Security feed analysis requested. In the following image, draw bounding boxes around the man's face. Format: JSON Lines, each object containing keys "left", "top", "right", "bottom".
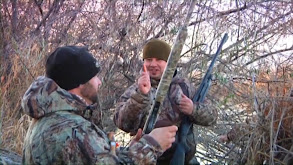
{"left": 80, "top": 75, "right": 101, "bottom": 104}
{"left": 144, "top": 57, "right": 167, "bottom": 80}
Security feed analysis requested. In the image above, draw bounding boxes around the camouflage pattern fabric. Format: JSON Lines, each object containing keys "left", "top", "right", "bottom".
{"left": 21, "top": 76, "right": 163, "bottom": 165}
{"left": 0, "top": 149, "right": 22, "bottom": 165}
{"left": 114, "top": 75, "right": 218, "bottom": 163}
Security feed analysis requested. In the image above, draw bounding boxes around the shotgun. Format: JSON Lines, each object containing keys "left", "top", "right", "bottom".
{"left": 170, "top": 33, "right": 228, "bottom": 165}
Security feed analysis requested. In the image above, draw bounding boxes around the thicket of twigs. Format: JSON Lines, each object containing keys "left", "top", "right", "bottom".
{"left": 1, "top": 1, "right": 293, "bottom": 164}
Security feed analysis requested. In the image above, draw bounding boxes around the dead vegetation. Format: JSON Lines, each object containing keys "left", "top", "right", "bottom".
{"left": 196, "top": 69, "right": 293, "bottom": 164}
{"left": 1, "top": 0, "right": 293, "bottom": 164}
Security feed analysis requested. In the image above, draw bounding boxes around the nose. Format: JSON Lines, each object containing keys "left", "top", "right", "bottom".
{"left": 97, "top": 77, "right": 102, "bottom": 86}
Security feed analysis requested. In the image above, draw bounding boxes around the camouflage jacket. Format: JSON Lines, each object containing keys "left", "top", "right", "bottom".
{"left": 114, "top": 75, "right": 217, "bottom": 163}
{"left": 21, "top": 76, "right": 163, "bottom": 165}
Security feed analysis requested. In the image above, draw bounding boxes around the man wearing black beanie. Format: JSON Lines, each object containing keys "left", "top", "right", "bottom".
{"left": 45, "top": 46, "right": 101, "bottom": 104}
{"left": 21, "top": 46, "right": 178, "bottom": 165}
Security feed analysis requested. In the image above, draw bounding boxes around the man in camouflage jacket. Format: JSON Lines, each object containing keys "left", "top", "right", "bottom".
{"left": 114, "top": 39, "right": 218, "bottom": 164}
{"left": 22, "top": 46, "right": 178, "bottom": 165}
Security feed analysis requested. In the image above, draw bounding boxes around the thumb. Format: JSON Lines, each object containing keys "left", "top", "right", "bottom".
{"left": 181, "top": 93, "right": 187, "bottom": 98}
{"left": 134, "top": 128, "right": 143, "bottom": 141}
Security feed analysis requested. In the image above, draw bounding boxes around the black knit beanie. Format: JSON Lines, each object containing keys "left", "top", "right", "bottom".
{"left": 46, "top": 46, "right": 100, "bottom": 90}
{"left": 143, "top": 39, "right": 171, "bottom": 62}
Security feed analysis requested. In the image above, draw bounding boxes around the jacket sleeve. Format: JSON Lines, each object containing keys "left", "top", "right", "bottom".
{"left": 188, "top": 79, "right": 218, "bottom": 126}
{"left": 113, "top": 83, "right": 151, "bottom": 135}
{"left": 189, "top": 101, "right": 218, "bottom": 126}
{"left": 65, "top": 123, "right": 163, "bottom": 165}
{"left": 117, "top": 135, "right": 163, "bottom": 164}
{"left": 170, "top": 77, "right": 218, "bottom": 126}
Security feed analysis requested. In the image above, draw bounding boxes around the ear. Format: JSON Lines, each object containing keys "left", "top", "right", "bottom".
{"left": 78, "top": 84, "right": 86, "bottom": 91}
{"left": 67, "top": 85, "right": 82, "bottom": 96}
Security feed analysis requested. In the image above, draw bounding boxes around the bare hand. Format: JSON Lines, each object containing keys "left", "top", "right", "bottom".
{"left": 179, "top": 94, "right": 194, "bottom": 115}
{"left": 218, "top": 135, "right": 229, "bottom": 143}
{"left": 138, "top": 64, "right": 151, "bottom": 94}
{"left": 149, "top": 126, "right": 178, "bottom": 151}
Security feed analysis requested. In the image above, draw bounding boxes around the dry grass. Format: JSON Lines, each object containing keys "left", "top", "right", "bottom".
{"left": 193, "top": 71, "right": 293, "bottom": 164}
{"left": 0, "top": 1, "right": 292, "bottom": 164}
{"left": 1, "top": 41, "right": 46, "bottom": 154}
{"left": 197, "top": 97, "right": 293, "bottom": 164}
{"left": 1, "top": 43, "right": 292, "bottom": 164}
